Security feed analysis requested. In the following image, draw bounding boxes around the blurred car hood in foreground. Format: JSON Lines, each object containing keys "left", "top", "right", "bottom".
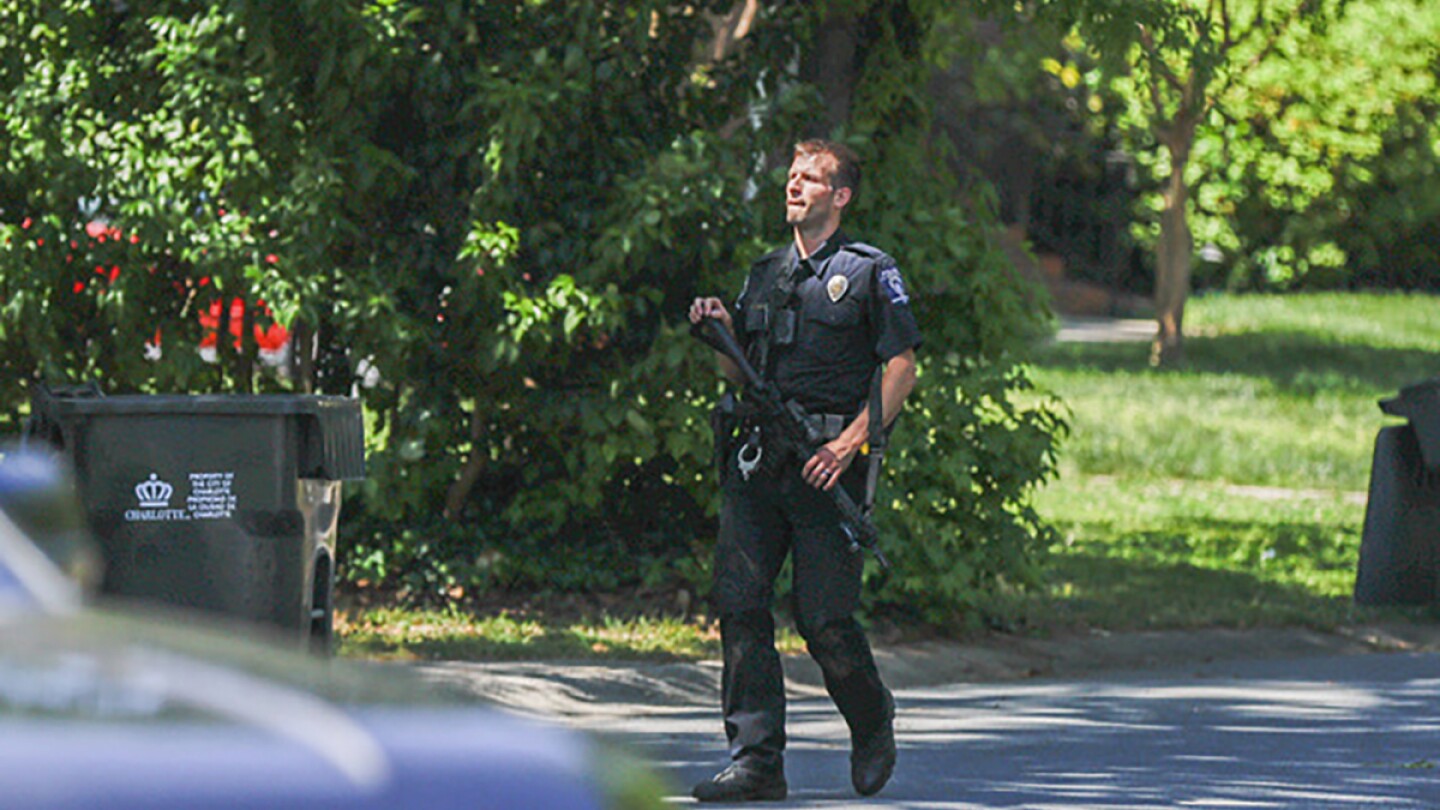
{"left": 0, "top": 484, "right": 669, "bottom": 809}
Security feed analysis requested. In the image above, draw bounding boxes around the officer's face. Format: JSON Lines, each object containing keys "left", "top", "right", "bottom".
{"left": 785, "top": 153, "right": 848, "bottom": 232}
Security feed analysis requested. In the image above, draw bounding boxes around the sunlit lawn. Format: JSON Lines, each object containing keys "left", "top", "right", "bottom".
{"left": 338, "top": 605, "right": 807, "bottom": 661}
{"left": 1015, "top": 291, "right": 1440, "bottom": 632}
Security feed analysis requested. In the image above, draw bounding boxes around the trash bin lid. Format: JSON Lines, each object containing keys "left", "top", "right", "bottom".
{"left": 40, "top": 394, "right": 357, "bottom": 417}
{"left": 33, "top": 394, "right": 366, "bottom": 481}
{"left": 1381, "top": 378, "right": 1440, "bottom": 418}
{"left": 1381, "top": 378, "right": 1440, "bottom": 471}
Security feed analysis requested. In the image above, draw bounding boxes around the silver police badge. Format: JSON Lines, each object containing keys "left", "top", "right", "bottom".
{"left": 826, "top": 274, "right": 849, "bottom": 302}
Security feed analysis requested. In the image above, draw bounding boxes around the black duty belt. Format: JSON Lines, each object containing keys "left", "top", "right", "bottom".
{"left": 800, "top": 411, "right": 851, "bottom": 443}
{"left": 738, "top": 397, "right": 850, "bottom": 444}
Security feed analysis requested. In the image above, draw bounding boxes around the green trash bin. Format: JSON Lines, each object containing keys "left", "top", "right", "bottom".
{"left": 25, "top": 385, "right": 365, "bottom": 651}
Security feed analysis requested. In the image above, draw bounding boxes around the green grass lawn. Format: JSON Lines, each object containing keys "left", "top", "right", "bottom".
{"left": 1018, "top": 291, "right": 1440, "bottom": 633}
{"left": 337, "top": 603, "right": 810, "bottom": 662}
{"left": 340, "top": 291, "right": 1440, "bottom": 660}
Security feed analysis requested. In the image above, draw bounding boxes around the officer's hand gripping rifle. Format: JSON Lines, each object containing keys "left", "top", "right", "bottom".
{"left": 692, "top": 316, "right": 890, "bottom": 570}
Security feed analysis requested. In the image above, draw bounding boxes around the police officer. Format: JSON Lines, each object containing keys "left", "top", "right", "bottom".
{"left": 687, "top": 139, "right": 921, "bottom": 802}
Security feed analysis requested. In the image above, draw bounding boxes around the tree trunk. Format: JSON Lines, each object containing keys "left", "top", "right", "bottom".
{"left": 706, "top": 0, "right": 758, "bottom": 63}
{"left": 1151, "top": 130, "right": 1195, "bottom": 367}
{"left": 291, "top": 320, "right": 315, "bottom": 393}
{"left": 801, "top": 10, "right": 860, "bottom": 136}
{"left": 237, "top": 296, "right": 255, "bottom": 393}
{"left": 444, "top": 403, "right": 488, "bottom": 520}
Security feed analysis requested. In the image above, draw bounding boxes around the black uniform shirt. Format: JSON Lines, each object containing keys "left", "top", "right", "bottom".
{"left": 733, "top": 232, "right": 923, "bottom": 415}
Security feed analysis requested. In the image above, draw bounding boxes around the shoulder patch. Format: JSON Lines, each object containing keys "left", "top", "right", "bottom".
{"left": 878, "top": 265, "right": 910, "bottom": 306}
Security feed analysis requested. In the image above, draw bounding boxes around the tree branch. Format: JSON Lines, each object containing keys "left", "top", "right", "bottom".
{"left": 705, "top": 0, "right": 758, "bottom": 64}
{"left": 1137, "top": 23, "right": 1188, "bottom": 97}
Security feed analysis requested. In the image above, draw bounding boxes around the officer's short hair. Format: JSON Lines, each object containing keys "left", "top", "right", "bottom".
{"left": 794, "top": 139, "right": 860, "bottom": 202}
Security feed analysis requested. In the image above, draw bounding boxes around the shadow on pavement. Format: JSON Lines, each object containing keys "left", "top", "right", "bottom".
{"left": 614, "top": 653, "right": 1440, "bottom": 807}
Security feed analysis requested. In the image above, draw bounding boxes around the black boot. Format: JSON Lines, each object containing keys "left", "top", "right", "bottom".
{"left": 850, "top": 688, "right": 896, "bottom": 796}
{"left": 692, "top": 758, "right": 788, "bottom": 803}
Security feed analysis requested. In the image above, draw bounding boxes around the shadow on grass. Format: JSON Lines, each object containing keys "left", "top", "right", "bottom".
{"left": 1038, "top": 331, "right": 1439, "bottom": 395}
{"left": 1035, "top": 551, "right": 1355, "bottom": 631}
{"left": 1020, "top": 514, "right": 1368, "bottom": 631}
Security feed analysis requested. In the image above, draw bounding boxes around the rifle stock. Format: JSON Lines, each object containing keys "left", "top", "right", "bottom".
{"left": 692, "top": 317, "right": 890, "bottom": 570}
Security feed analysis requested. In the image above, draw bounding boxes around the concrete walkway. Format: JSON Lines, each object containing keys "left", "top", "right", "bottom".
{"left": 1054, "top": 316, "right": 1155, "bottom": 343}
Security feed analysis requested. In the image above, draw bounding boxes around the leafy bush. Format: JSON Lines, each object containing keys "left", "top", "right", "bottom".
{"left": 0, "top": 1, "right": 1065, "bottom": 626}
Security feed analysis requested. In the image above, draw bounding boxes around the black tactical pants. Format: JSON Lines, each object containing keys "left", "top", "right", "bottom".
{"left": 711, "top": 458, "right": 890, "bottom": 766}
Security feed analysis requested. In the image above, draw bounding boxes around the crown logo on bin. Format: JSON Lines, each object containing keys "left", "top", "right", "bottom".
{"left": 135, "top": 474, "right": 174, "bottom": 508}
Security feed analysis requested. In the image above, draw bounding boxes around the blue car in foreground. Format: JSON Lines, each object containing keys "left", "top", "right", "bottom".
{"left": 0, "top": 452, "right": 669, "bottom": 809}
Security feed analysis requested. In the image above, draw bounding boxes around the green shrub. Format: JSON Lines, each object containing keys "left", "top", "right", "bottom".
{"left": 1, "top": 1, "right": 1065, "bottom": 625}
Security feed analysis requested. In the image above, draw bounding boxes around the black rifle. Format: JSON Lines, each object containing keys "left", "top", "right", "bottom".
{"left": 692, "top": 316, "right": 890, "bottom": 570}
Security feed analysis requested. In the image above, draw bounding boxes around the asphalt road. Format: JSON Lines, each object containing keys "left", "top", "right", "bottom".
{"left": 425, "top": 648, "right": 1440, "bottom": 808}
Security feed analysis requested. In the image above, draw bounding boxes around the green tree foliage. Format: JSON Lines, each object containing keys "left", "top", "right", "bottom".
{"left": 1050, "top": 0, "right": 1349, "bottom": 363}
{"left": 1333, "top": 98, "right": 1440, "bottom": 290}
{"left": 1034, "top": 0, "right": 1440, "bottom": 361}
{"left": 0, "top": 1, "right": 1064, "bottom": 625}
{"left": 1217, "top": 2, "right": 1440, "bottom": 291}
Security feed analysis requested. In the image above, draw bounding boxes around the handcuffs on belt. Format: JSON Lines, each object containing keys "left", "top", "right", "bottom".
{"left": 736, "top": 426, "right": 764, "bottom": 480}
{"left": 734, "top": 409, "right": 847, "bottom": 482}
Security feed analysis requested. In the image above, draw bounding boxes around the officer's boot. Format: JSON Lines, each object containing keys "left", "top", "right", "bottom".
{"left": 693, "top": 610, "right": 788, "bottom": 802}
